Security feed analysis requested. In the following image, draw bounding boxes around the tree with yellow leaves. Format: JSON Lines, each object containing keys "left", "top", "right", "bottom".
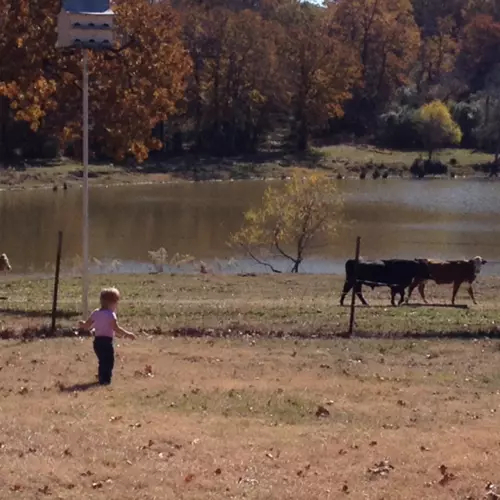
{"left": 415, "top": 100, "right": 462, "bottom": 160}
{"left": 230, "top": 172, "right": 343, "bottom": 273}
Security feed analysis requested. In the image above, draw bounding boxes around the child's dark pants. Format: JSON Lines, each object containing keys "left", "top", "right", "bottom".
{"left": 93, "top": 336, "right": 114, "bottom": 385}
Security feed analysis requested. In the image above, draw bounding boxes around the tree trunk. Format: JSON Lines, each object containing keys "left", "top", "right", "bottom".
{"left": 297, "top": 116, "right": 308, "bottom": 152}
{"left": 291, "top": 257, "right": 302, "bottom": 273}
{"left": 0, "top": 96, "right": 10, "bottom": 164}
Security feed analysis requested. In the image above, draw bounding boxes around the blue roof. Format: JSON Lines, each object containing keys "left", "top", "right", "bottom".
{"left": 63, "top": 0, "right": 111, "bottom": 12}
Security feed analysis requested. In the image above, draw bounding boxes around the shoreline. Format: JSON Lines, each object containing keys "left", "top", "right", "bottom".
{"left": 0, "top": 166, "right": 494, "bottom": 193}
{"left": 0, "top": 144, "right": 496, "bottom": 191}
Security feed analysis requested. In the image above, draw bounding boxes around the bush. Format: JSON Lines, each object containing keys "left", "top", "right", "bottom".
{"left": 450, "top": 101, "right": 481, "bottom": 148}
{"left": 410, "top": 159, "right": 448, "bottom": 178}
{"left": 377, "top": 107, "right": 421, "bottom": 149}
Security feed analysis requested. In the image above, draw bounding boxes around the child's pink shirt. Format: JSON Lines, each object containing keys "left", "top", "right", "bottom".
{"left": 90, "top": 309, "right": 117, "bottom": 338}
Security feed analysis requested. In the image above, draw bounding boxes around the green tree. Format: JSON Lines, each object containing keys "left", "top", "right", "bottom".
{"left": 230, "top": 172, "right": 343, "bottom": 273}
{"left": 415, "top": 100, "right": 462, "bottom": 160}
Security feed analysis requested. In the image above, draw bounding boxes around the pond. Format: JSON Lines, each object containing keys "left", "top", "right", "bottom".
{"left": 2, "top": 177, "right": 500, "bottom": 276}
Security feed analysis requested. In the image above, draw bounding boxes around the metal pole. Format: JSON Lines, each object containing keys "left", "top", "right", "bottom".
{"left": 82, "top": 49, "right": 89, "bottom": 318}
{"left": 348, "top": 236, "right": 361, "bottom": 337}
{"left": 51, "top": 231, "right": 63, "bottom": 334}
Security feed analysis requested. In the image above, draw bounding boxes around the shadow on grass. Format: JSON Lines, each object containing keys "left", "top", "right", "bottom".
{"left": 60, "top": 381, "right": 100, "bottom": 392}
{"left": 0, "top": 307, "right": 80, "bottom": 319}
{"left": 139, "top": 149, "right": 328, "bottom": 181}
{"left": 346, "top": 304, "right": 469, "bottom": 310}
{"left": 0, "top": 324, "right": 499, "bottom": 343}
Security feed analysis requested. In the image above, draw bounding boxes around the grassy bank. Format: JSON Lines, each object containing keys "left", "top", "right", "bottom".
{"left": 1, "top": 145, "right": 495, "bottom": 190}
{"left": 2, "top": 293, "right": 500, "bottom": 498}
{"left": 0, "top": 273, "right": 498, "bottom": 337}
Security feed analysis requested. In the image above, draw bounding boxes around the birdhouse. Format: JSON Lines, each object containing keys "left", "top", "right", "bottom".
{"left": 57, "top": 0, "right": 115, "bottom": 50}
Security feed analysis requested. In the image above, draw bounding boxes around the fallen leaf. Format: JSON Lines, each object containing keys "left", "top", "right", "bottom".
{"left": 215, "top": 468, "right": 222, "bottom": 475}
{"left": 342, "top": 483, "right": 349, "bottom": 493}
{"left": 316, "top": 405, "right": 330, "bottom": 418}
{"left": 438, "top": 464, "right": 456, "bottom": 486}
{"left": 184, "top": 473, "right": 195, "bottom": 483}
{"left": 369, "top": 441, "right": 378, "bottom": 447}
{"left": 368, "top": 460, "right": 394, "bottom": 477}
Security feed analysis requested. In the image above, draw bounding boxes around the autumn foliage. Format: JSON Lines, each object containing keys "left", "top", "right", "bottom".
{"left": 0, "top": 0, "right": 499, "bottom": 163}
{"left": 415, "top": 100, "right": 462, "bottom": 160}
{"left": 231, "top": 172, "right": 342, "bottom": 273}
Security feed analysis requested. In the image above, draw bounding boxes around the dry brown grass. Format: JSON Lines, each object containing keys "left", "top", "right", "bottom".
{"left": 2, "top": 335, "right": 500, "bottom": 499}
{"left": 1, "top": 274, "right": 500, "bottom": 498}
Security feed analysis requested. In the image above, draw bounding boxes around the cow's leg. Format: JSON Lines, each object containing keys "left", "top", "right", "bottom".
{"left": 397, "top": 287, "right": 405, "bottom": 306}
{"left": 467, "top": 282, "right": 477, "bottom": 304}
{"left": 390, "top": 288, "right": 397, "bottom": 306}
{"left": 405, "top": 279, "right": 418, "bottom": 304}
{"left": 451, "top": 280, "right": 462, "bottom": 305}
{"left": 355, "top": 282, "right": 369, "bottom": 306}
{"left": 417, "top": 282, "right": 428, "bottom": 304}
{"left": 339, "top": 280, "right": 352, "bottom": 306}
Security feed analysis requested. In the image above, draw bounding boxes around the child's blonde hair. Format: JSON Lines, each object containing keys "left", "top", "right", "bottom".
{"left": 100, "top": 287, "right": 120, "bottom": 309}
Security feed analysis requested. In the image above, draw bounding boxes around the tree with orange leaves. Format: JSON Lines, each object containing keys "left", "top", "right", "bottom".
{"left": 283, "top": 3, "right": 361, "bottom": 150}
{"left": 179, "top": 2, "right": 284, "bottom": 155}
{"left": 1, "top": 0, "right": 191, "bottom": 163}
{"left": 416, "top": 16, "right": 458, "bottom": 90}
{"left": 331, "top": 0, "right": 420, "bottom": 130}
{"left": 459, "top": 14, "right": 500, "bottom": 92}
{"left": 0, "top": 0, "right": 60, "bottom": 160}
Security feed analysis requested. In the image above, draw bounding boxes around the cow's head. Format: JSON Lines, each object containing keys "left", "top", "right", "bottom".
{"left": 472, "top": 256, "right": 486, "bottom": 274}
{"left": 0, "top": 253, "right": 12, "bottom": 272}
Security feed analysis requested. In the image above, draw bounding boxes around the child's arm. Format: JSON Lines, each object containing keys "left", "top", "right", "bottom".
{"left": 78, "top": 316, "right": 93, "bottom": 331}
{"left": 112, "top": 319, "right": 136, "bottom": 339}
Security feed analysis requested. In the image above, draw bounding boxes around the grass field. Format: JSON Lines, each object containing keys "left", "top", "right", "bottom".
{"left": 0, "top": 145, "right": 494, "bottom": 190}
{"left": 1, "top": 273, "right": 500, "bottom": 499}
{"left": 0, "top": 273, "right": 498, "bottom": 338}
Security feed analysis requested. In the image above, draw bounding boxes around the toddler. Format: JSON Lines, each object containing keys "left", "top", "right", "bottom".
{"left": 79, "top": 287, "right": 135, "bottom": 385}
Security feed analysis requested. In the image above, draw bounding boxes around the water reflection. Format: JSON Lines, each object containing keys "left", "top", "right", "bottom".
{"left": 1, "top": 178, "right": 500, "bottom": 275}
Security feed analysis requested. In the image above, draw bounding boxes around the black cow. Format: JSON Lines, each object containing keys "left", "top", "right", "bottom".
{"left": 339, "top": 259, "right": 430, "bottom": 306}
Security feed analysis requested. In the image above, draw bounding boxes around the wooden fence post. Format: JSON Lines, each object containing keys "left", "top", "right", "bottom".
{"left": 51, "top": 231, "right": 63, "bottom": 335}
{"left": 348, "top": 236, "right": 361, "bottom": 337}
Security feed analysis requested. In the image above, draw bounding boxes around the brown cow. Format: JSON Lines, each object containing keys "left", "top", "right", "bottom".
{"left": 0, "top": 253, "right": 11, "bottom": 271}
{"left": 406, "top": 256, "right": 486, "bottom": 305}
